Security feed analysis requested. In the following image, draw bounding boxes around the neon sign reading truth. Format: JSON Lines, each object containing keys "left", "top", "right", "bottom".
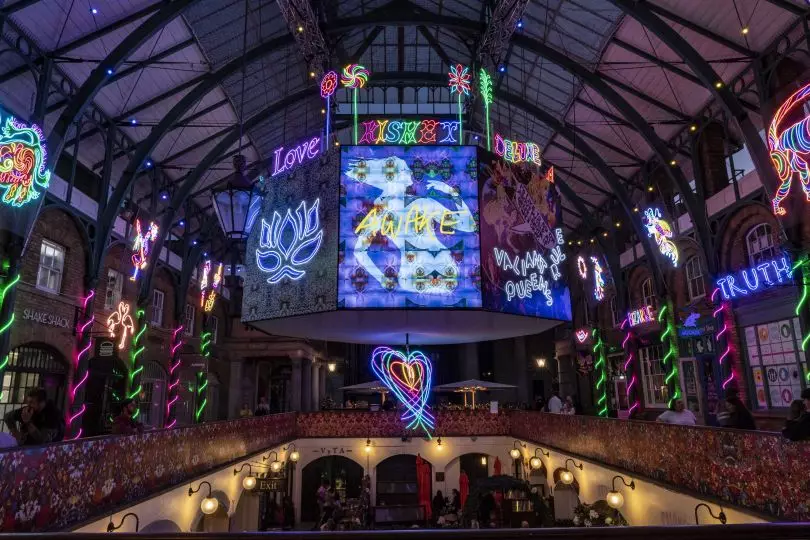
{"left": 715, "top": 255, "right": 793, "bottom": 301}
{"left": 0, "top": 114, "right": 50, "bottom": 207}
{"left": 271, "top": 136, "right": 321, "bottom": 177}
{"left": 358, "top": 119, "right": 459, "bottom": 145}
{"left": 627, "top": 305, "right": 655, "bottom": 327}
{"left": 494, "top": 133, "right": 541, "bottom": 165}
{"left": 493, "top": 228, "right": 566, "bottom": 303}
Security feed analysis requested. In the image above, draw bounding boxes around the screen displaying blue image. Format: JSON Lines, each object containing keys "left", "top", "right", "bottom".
{"left": 338, "top": 146, "right": 481, "bottom": 308}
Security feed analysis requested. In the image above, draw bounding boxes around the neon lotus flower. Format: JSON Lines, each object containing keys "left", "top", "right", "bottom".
{"left": 256, "top": 199, "right": 323, "bottom": 284}
{"left": 0, "top": 116, "right": 50, "bottom": 207}
{"left": 643, "top": 207, "right": 679, "bottom": 267}
{"left": 448, "top": 64, "right": 472, "bottom": 96}
{"left": 768, "top": 82, "right": 810, "bottom": 216}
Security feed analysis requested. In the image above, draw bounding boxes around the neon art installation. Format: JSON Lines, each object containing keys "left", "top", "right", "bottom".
{"left": 448, "top": 64, "right": 471, "bottom": 141}
{"left": 479, "top": 69, "right": 493, "bottom": 150}
{"left": 591, "top": 256, "right": 605, "bottom": 301}
{"left": 199, "top": 260, "right": 224, "bottom": 313}
{"left": 106, "top": 301, "right": 135, "bottom": 350}
{"left": 576, "top": 256, "right": 587, "bottom": 279}
{"left": 341, "top": 64, "right": 369, "bottom": 144}
{"left": 256, "top": 199, "right": 323, "bottom": 284}
{"left": 271, "top": 136, "right": 321, "bottom": 177}
{"left": 792, "top": 257, "right": 810, "bottom": 375}
{"left": 320, "top": 71, "right": 338, "bottom": 145}
{"left": 196, "top": 330, "right": 211, "bottom": 422}
{"left": 371, "top": 346, "right": 435, "bottom": 436}
{"left": 574, "top": 328, "right": 590, "bottom": 343}
{"left": 768, "top": 82, "right": 810, "bottom": 216}
{"left": 642, "top": 207, "right": 678, "bottom": 267}
{"left": 715, "top": 254, "right": 793, "bottom": 300}
{"left": 0, "top": 271, "right": 20, "bottom": 400}
{"left": 358, "top": 119, "right": 460, "bottom": 145}
{"left": 0, "top": 114, "right": 50, "bottom": 207}
{"left": 710, "top": 288, "right": 738, "bottom": 394}
{"left": 620, "top": 317, "right": 641, "bottom": 416}
{"left": 339, "top": 146, "right": 480, "bottom": 308}
{"left": 130, "top": 219, "right": 159, "bottom": 281}
{"left": 658, "top": 302, "right": 681, "bottom": 407}
{"left": 627, "top": 305, "right": 654, "bottom": 327}
{"left": 592, "top": 328, "right": 608, "bottom": 417}
{"left": 494, "top": 133, "right": 541, "bottom": 166}
{"left": 128, "top": 308, "right": 147, "bottom": 405}
{"left": 67, "top": 289, "right": 95, "bottom": 439}
{"left": 165, "top": 324, "right": 184, "bottom": 429}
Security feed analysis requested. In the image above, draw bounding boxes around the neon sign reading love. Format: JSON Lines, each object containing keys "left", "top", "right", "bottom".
{"left": 271, "top": 136, "right": 321, "bottom": 177}
{"left": 371, "top": 346, "right": 434, "bottom": 436}
{"left": 358, "top": 119, "right": 459, "bottom": 145}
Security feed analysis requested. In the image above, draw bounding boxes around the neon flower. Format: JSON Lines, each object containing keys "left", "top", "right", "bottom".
{"left": 577, "top": 256, "right": 587, "bottom": 279}
{"left": 448, "top": 64, "right": 472, "bottom": 96}
{"left": 130, "top": 220, "right": 159, "bottom": 281}
{"left": 642, "top": 207, "right": 678, "bottom": 267}
{"left": 341, "top": 64, "right": 369, "bottom": 89}
{"left": 767, "top": 82, "right": 810, "bottom": 216}
{"left": 591, "top": 256, "right": 605, "bottom": 301}
{"left": 320, "top": 70, "right": 338, "bottom": 98}
{"left": 371, "top": 346, "right": 434, "bottom": 436}
{"left": 0, "top": 115, "right": 50, "bottom": 207}
{"left": 107, "top": 301, "right": 135, "bottom": 350}
{"left": 479, "top": 69, "right": 493, "bottom": 105}
{"left": 256, "top": 199, "right": 323, "bottom": 284}
{"left": 574, "top": 328, "right": 589, "bottom": 343}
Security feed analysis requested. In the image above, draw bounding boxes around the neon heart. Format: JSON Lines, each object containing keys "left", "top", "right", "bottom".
{"left": 371, "top": 346, "right": 434, "bottom": 436}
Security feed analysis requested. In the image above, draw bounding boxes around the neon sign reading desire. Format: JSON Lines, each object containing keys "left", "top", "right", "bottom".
{"left": 358, "top": 119, "right": 459, "bottom": 145}
{"left": 271, "top": 136, "right": 321, "bottom": 177}
{"left": 494, "top": 133, "right": 541, "bottom": 166}
{"left": 627, "top": 305, "right": 655, "bottom": 327}
{"left": 768, "top": 82, "right": 810, "bottom": 216}
{"left": 492, "top": 228, "right": 566, "bottom": 303}
{"left": 0, "top": 114, "right": 50, "bottom": 208}
{"left": 256, "top": 199, "right": 323, "bottom": 284}
{"left": 715, "top": 255, "right": 793, "bottom": 301}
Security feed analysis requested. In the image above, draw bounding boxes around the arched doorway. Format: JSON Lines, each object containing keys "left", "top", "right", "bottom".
{"left": 141, "top": 360, "right": 167, "bottom": 428}
{"left": 83, "top": 354, "right": 127, "bottom": 437}
{"left": 300, "top": 456, "right": 363, "bottom": 523}
{"left": 458, "top": 453, "right": 491, "bottom": 488}
{"left": 375, "top": 454, "right": 426, "bottom": 506}
{"left": 0, "top": 344, "right": 67, "bottom": 432}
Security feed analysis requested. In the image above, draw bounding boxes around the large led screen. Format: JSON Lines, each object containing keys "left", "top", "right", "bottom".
{"left": 338, "top": 146, "right": 481, "bottom": 308}
{"left": 242, "top": 149, "right": 340, "bottom": 321}
{"left": 479, "top": 154, "right": 572, "bottom": 320}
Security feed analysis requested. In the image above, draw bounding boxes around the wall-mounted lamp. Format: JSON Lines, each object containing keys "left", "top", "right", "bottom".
{"left": 284, "top": 443, "right": 301, "bottom": 463}
{"left": 262, "top": 451, "right": 283, "bottom": 472}
{"left": 535, "top": 357, "right": 547, "bottom": 369}
{"left": 188, "top": 481, "right": 218, "bottom": 515}
{"left": 365, "top": 438, "right": 372, "bottom": 453}
{"left": 560, "top": 458, "right": 583, "bottom": 485}
{"left": 233, "top": 463, "right": 257, "bottom": 491}
{"left": 509, "top": 440, "right": 526, "bottom": 460}
{"left": 529, "top": 448, "right": 549, "bottom": 470}
{"left": 480, "top": 455, "right": 487, "bottom": 466}
{"left": 606, "top": 475, "right": 635, "bottom": 509}
{"left": 107, "top": 512, "right": 139, "bottom": 533}
{"left": 436, "top": 437, "right": 443, "bottom": 450}
{"left": 327, "top": 362, "right": 336, "bottom": 373}
{"left": 694, "top": 503, "right": 727, "bottom": 525}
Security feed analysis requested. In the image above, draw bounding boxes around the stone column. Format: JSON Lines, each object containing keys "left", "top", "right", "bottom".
{"left": 513, "top": 336, "right": 530, "bottom": 404}
{"left": 301, "top": 359, "right": 312, "bottom": 412}
{"left": 319, "top": 364, "right": 327, "bottom": 403}
{"left": 462, "top": 342, "right": 479, "bottom": 380}
{"left": 228, "top": 360, "right": 243, "bottom": 419}
{"left": 290, "top": 358, "right": 302, "bottom": 412}
{"left": 311, "top": 363, "right": 320, "bottom": 411}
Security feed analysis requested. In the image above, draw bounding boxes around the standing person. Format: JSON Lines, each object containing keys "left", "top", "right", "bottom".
{"left": 432, "top": 490, "right": 445, "bottom": 525}
{"left": 3, "top": 388, "right": 64, "bottom": 445}
{"left": 782, "top": 390, "right": 810, "bottom": 441}
{"left": 562, "top": 396, "right": 576, "bottom": 415}
{"left": 547, "top": 388, "right": 562, "bottom": 413}
{"left": 315, "top": 479, "right": 329, "bottom": 529}
{"left": 112, "top": 398, "right": 145, "bottom": 435}
{"left": 239, "top": 403, "right": 253, "bottom": 418}
{"left": 724, "top": 395, "right": 757, "bottom": 430}
{"left": 656, "top": 398, "right": 696, "bottom": 425}
{"left": 450, "top": 489, "right": 461, "bottom": 513}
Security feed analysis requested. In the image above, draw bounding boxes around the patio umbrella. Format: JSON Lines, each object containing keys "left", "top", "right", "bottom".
{"left": 339, "top": 380, "right": 389, "bottom": 403}
{"left": 433, "top": 379, "right": 517, "bottom": 408}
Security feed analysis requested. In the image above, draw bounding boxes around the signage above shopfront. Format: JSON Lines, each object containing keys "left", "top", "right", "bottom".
{"left": 715, "top": 254, "right": 793, "bottom": 301}
{"left": 22, "top": 308, "right": 70, "bottom": 328}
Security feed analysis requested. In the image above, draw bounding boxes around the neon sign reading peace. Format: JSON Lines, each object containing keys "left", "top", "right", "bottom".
{"left": 358, "top": 119, "right": 459, "bottom": 145}
{"left": 0, "top": 114, "right": 50, "bottom": 207}
{"left": 715, "top": 255, "right": 793, "bottom": 301}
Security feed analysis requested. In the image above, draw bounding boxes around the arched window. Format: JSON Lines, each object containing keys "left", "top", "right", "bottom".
{"left": 746, "top": 223, "right": 776, "bottom": 266}
{"left": 685, "top": 256, "right": 705, "bottom": 300}
{"left": 642, "top": 278, "right": 655, "bottom": 308}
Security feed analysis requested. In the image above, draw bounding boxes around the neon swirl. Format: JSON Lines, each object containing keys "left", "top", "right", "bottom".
{"left": 165, "top": 324, "right": 183, "bottom": 428}
{"left": 767, "top": 82, "right": 810, "bottom": 216}
{"left": 592, "top": 329, "right": 608, "bottom": 417}
{"left": 0, "top": 273, "right": 20, "bottom": 401}
{"left": 340, "top": 64, "right": 369, "bottom": 89}
{"left": 657, "top": 302, "right": 681, "bottom": 407}
{"left": 371, "top": 346, "right": 435, "bottom": 436}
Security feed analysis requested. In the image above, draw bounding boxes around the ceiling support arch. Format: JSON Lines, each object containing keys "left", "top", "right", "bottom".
{"left": 608, "top": 0, "right": 781, "bottom": 211}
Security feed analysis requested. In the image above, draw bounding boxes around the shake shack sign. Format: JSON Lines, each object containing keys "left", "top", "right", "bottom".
{"left": 22, "top": 309, "right": 70, "bottom": 328}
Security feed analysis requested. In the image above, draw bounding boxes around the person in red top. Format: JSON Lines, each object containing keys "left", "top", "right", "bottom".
{"left": 112, "top": 398, "right": 145, "bottom": 435}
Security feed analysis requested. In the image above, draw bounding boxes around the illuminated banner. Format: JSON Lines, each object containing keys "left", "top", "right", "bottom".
{"left": 271, "top": 136, "right": 321, "bottom": 177}
{"left": 358, "top": 119, "right": 460, "bottom": 145}
{"left": 339, "top": 146, "right": 480, "bottom": 308}
{"left": 494, "top": 133, "right": 541, "bottom": 166}
{"left": 715, "top": 255, "right": 793, "bottom": 301}
{"left": 627, "top": 305, "right": 655, "bottom": 327}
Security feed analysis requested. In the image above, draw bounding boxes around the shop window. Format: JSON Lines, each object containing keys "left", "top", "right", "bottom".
{"left": 685, "top": 256, "right": 705, "bottom": 301}
{"left": 746, "top": 223, "right": 776, "bottom": 266}
{"left": 210, "top": 315, "right": 219, "bottom": 344}
{"left": 36, "top": 240, "right": 65, "bottom": 294}
{"left": 184, "top": 304, "right": 195, "bottom": 336}
{"left": 151, "top": 289, "right": 165, "bottom": 327}
{"left": 639, "top": 345, "right": 669, "bottom": 408}
{"left": 104, "top": 269, "right": 123, "bottom": 310}
{"left": 610, "top": 296, "right": 620, "bottom": 327}
{"left": 642, "top": 278, "right": 655, "bottom": 308}
{"left": 0, "top": 345, "right": 66, "bottom": 432}
{"left": 743, "top": 317, "right": 807, "bottom": 409}
{"left": 141, "top": 361, "right": 167, "bottom": 428}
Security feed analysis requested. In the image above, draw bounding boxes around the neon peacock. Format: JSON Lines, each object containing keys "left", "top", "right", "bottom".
{"left": 643, "top": 207, "right": 678, "bottom": 267}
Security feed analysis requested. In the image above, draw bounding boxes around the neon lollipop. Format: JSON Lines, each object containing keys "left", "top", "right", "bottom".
{"left": 341, "top": 64, "right": 370, "bottom": 144}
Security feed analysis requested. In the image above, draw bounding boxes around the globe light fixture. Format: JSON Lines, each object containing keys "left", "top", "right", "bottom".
{"left": 270, "top": 460, "right": 282, "bottom": 473}
{"left": 365, "top": 438, "right": 372, "bottom": 453}
{"left": 607, "top": 475, "right": 635, "bottom": 509}
{"left": 290, "top": 450, "right": 301, "bottom": 462}
{"left": 328, "top": 362, "right": 336, "bottom": 373}
{"left": 510, "top": 440, "right": 525, "bottom": 460}
{"left": 436, "top": 437, "right": 443, "bottom": 450}
{"left": 559, "top": 470, "right": 574, "bottom": 485}
{"left": 530, "top": 447, "right": 549, "bottom": 470}
{"left": 535, "top": 357, "right": 547, "bottom": 368}
{"left": 284, "top": 443, "right": 300, "bottom": 463}
{"left": 242, "top": 475, "right": 257, "bottom": 491}
{"left": 188, "top": 481, "right": 218, "bottom": 515}
{"left": 263, "top": 450, "right": 283, "bottom": 473}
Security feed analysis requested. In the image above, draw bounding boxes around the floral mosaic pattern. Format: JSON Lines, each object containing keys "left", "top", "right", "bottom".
{"left": 297, "top": 410, "right": 511, "bottom": 438}
{"left": 0, "top": 413, "right": 295, "bottom": 532}
{"left": 511, "top": 411, "right": 810, "bottom": 521}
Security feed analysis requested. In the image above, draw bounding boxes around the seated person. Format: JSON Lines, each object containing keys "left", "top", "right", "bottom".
{"left": 112, "top": 398, "right": 145, "bottom": 435}
{"left": 3, "top": 388, "right": 64, "bottom": 445}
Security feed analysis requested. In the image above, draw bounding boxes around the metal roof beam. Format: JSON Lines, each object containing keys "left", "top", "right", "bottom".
{"left": 764, "top": 0, "right": 808, "bottom": 14}
{"left": 349, "top": 26, "right": 384, "bottom": 63}
{"left": 418, "top": 26, "right": 452, "bottom": 66}
{"left": 277, "top": 0, "right": 330, "bottom": 79}
{"left": 476, "top": 0, "right": 529, "bottom": 69}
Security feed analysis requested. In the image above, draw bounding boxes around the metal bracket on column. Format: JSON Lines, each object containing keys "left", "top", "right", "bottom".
{"left": 278, "top": 0, "right": 330, "bottom": 80}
